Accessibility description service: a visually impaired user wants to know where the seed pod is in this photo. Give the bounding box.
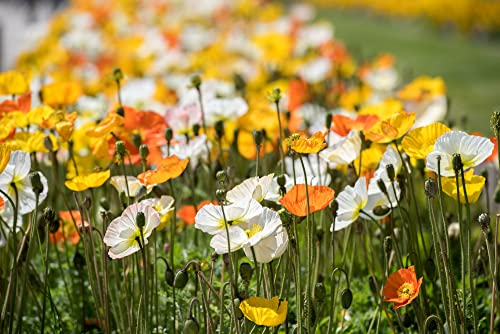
[341,288,353,309]
[183,317,199,334]
[314,283,326,304]
[174,269,188,289]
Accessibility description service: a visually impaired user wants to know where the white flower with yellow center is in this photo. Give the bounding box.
[332,177,368,231]
[0,151,48,215]
[103,202,160,259]
[194,199,262,235]
[373,145,402,182]
[426,131,494,177]
[141,195,175,230]
[320,130,361,166]
[109,176,152,197]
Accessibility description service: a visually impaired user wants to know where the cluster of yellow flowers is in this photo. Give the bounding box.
[313,0,500,33]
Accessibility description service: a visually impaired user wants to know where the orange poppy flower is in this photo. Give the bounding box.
[0,92,31,115]
[177,200,216,225]
[486,137,498,162]
[137,155,189,186]
[383,266,423,310]
[279,184,334,217]
[364,111,415,144]
[287,78,309,112]
[288,131,327,154]
[41,81,82,107]
[331,114,379,137]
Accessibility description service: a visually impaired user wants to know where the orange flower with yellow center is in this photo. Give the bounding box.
[287,131,327,154]
[279,184,335,217]
[137,155,189,186]
[383,266,423,310]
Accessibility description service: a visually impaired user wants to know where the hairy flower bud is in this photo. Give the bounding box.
[341,288,353,309]
[192,123,200,137]
[267,88,282,103]
[165,266,175,286]
[384,236,392,257]
[30,172,44,195]
[190,74,201,89]
[452,153,462,172]
[325,113,332,130]
[136,212,146,229]
[165,128,173,142]
[115,140,126,157]
[478,213,490,231]
[424,178,437,198]
[315,283,326,304]
[215,120,224,139]
[132,133,142,147]
[43,207,56,224]
[174,269,189,289]
[43,136,54,152]
[73,251,85,270]
[376,179,388,195]
[116,106,125,117]
[373,205,390,216]
[139,144,149,160]
[183,317,200,334]
[386,164,395,182]
[253,130,263,147]
[239,262,253,283]
[113,68,124,82]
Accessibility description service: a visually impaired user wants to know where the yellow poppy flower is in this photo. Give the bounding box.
[0,144,12,174]
[239,296,288,327]
[87,113,124,137]
[65,170,111,192]
[398,76,446,100]
[401,122,450,160]
[365,111,415,144]
[440,169,485,204]
[41,81,82,107]
[288,131,327,154]
[9,131,59,153]
[358,99,403,120]
[354,144,385,176]
[0,70,29,95]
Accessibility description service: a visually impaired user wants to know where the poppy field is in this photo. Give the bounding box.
[0,0,498,333]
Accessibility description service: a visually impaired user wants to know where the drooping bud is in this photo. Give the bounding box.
[136,212,146,229]
[174,269,189,289]
[314,283,326,304]
[373,205,390,216]
[424,178,437,198]
[183,317,200,334]
[341,288,353,309]
[402,313,413,328]
[239,262,253,283]
[164,265,175,286]
[83,196,92,210]
[30,172,44,195]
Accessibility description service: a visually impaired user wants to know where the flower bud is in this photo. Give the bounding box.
[215,120,224,139]
[83,196,92,210]
[30,172,44,195]
[49,218,60,233]
[490,110,500,137]
[239,262,253,283]
[192,123,200,137]
[372,205,390,216]
[277,174,286,187]
[116,106,125,117]
[233,73,246,92]
[174,269,189,289]
[43,207,56,224]
[386,164,395,182]
[341,288,353,309]
[136,212,146,229]
[448,222,460,240]
[383,236,392,257]
[139,144,149,160]
[43,136,54,152]
[100,198,110,211]
[190,74,202,89]
[478,213,490,231]
[314,283,326,304]
[452,153,462,172]
[132,133,142,147]
[113,68,124,82]
[253,130,263,147]
[216,170,226,183]
[234,299,244,319]
[183,317,199,334]
[424,178,437,198]
[325,113,332,129]
[73,251,85,270]
[376,179,388,195]
[165,128,173,142]
[402,313,413,328]
[115,140,126,157]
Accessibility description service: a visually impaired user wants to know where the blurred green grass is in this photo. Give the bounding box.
[315,7,500,134]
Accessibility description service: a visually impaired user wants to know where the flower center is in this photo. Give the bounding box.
[397,282,414,299]
[245,224,263,238]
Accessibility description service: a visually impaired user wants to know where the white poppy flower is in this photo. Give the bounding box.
[411,95,447,129]
[210,226,249,254]
[194,199,263,235]
[204,96,248,126]
[285,155,331,186]
[332,177,368,231]
[226,174,275,203]
[298,57,332,84]
[373,145,402,182]
[361,178,400,220]
[103,202,160,259]
[141,195,175,230]
[0,151,48,215]
[168,134,211,169]
[320,130,361,165]
[109,176,152,197]
[426,131,494,177]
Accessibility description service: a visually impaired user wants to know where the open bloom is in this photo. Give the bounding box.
[320,130,361,165]
[383,266,423,310]
[288,131,327,154]
[364,111,415,143]
[141,195,175,230]
[440,169,485,204]
[426,131,494,177]
[103,202,160,259]
[0,151,48,215]
[373,145,402,182]
[401,122,450,160]
[226,174,275,203]
[333,177,368,231]
[239,296,288,327]
[279,184,334,217]
[65,170,110,192]
[137,155,189,186]
[109,176,153,197]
